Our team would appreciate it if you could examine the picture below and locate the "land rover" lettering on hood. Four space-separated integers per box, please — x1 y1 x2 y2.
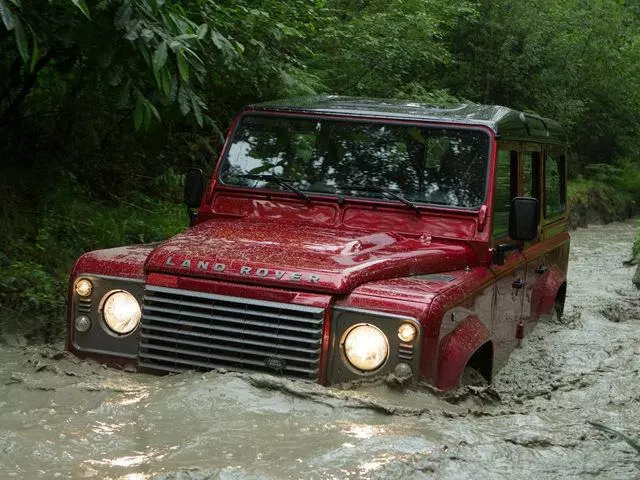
164 255 321 283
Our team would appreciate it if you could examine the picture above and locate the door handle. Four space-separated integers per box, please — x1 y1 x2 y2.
512 279 526 289
535 266 548 274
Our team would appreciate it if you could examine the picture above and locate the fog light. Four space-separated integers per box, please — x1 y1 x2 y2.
343 324 389 372
393 362 413 380
75 278 93 297
398 322 417 343
75 315 91 332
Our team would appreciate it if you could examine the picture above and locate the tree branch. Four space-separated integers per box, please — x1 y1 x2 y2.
0 49 57 125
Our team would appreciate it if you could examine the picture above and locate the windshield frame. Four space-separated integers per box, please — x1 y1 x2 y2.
215 110 495 212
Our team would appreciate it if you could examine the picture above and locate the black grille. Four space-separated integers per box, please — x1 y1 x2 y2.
398 344 414 361
77 298 91 314
138 285 325 380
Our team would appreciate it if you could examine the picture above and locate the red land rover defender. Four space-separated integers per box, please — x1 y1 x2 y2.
67 97 569 390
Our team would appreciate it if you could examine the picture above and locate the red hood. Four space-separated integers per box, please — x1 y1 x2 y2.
144 219 476 293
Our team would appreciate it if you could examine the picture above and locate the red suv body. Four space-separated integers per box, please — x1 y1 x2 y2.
67 97 570 390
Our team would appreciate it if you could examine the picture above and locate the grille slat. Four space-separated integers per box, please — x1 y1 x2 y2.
145 296 323 324
144 305 323 335
141 324 322 354
142 315 322 345
139 285 325 380
139 352 319 375
140 332 320 364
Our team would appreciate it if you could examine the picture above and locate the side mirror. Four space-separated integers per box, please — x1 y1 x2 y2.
509 197 539 241
184 168 205 208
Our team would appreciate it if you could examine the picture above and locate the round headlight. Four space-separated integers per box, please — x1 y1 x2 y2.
398 322 417 343
343 324 389 372
75 278 93 297
102 291 141 335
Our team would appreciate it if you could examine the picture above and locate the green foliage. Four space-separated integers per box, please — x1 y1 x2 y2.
310 0 476 96
0 256 66 341
567 177 635 230
444 0 640 173
0 171 185 339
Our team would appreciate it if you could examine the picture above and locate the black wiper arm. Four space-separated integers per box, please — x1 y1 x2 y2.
338 185 421 215
239 174 311 203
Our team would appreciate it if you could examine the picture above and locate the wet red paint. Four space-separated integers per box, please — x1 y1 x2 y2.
67 102 570 390
143 218 477 294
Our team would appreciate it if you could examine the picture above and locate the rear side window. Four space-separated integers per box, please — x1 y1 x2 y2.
544 153 566 218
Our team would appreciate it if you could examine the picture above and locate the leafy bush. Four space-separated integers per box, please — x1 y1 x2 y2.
0 256 66 341
0 172 186 341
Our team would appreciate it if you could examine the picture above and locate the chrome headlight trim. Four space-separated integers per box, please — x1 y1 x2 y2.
341 323 389 372
100 289 142 335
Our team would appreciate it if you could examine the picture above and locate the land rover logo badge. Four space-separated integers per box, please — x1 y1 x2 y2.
265 357 287 371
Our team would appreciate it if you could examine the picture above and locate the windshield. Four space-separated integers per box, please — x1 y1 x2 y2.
219 115 491 209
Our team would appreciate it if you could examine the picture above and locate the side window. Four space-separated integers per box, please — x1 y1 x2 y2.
522 151 540 199
544 153 566 218
492 149 517 237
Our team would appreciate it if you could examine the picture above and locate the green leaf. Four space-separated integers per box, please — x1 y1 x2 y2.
174 33 198 41
176 50 189 82
191 94 204 127
29 37 38 73
145 100 161 121
13 15 28 61
152 66 171 97
0 0 15 31
196 23 208 40
210 30 236 58
177 86 190 115
142 102 151 131
71 0 91 20
159 67 171 96
114 4 132 28
152 40 167 72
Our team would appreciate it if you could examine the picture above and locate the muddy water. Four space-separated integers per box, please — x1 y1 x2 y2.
1 222 639 480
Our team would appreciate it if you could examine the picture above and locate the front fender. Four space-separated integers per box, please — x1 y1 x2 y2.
436 315 490 390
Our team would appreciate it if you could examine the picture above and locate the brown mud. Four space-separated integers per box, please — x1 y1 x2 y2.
1 221 639 479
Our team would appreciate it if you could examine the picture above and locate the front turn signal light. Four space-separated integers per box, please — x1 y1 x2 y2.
397 322 417 343
75 278 93 297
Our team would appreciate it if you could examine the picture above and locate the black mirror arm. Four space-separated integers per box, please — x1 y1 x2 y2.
492 242 523 266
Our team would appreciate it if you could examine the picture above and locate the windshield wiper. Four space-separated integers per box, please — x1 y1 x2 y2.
338 185 421 215
239 174 311 203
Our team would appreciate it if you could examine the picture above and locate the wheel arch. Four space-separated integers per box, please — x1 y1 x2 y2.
436 315 492 390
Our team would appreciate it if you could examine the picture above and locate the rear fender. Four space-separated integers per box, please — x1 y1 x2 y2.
436 316 491 390
531 266 566 317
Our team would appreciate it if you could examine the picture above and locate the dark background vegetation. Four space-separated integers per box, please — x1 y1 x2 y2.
1 0 639 340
